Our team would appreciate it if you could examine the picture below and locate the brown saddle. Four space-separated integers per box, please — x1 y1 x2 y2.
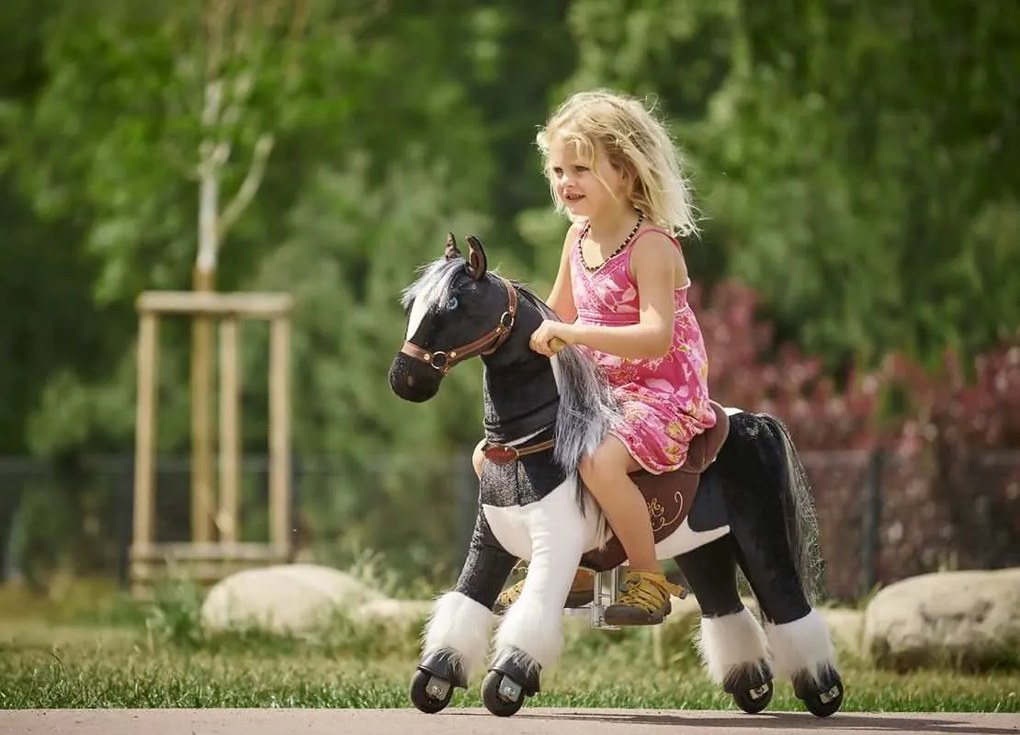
580 401 730 572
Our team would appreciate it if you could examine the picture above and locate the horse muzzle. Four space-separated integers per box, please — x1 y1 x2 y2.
388 352 442 402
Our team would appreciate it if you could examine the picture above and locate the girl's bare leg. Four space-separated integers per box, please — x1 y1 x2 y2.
578 435 659 571
579 435 681 625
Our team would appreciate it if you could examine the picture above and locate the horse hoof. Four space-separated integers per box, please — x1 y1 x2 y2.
481 670 525 717
409 669 453 714
732 679 773 714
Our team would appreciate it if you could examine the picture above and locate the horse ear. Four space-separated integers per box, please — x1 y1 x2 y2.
444 232 462 260
465 235 488 280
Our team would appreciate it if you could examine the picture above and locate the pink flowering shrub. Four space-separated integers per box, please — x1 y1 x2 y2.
692 280 1020 597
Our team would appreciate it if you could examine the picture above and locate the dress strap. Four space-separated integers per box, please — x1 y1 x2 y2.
623 227 689 290
628 227 681 250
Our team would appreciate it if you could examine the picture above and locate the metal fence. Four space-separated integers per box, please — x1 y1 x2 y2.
1 449 1018 600
801 448 1020 598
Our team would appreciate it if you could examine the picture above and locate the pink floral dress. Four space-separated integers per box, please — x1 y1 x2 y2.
570 225 716 474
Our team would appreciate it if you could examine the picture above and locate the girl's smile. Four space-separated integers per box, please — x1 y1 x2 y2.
547 140 629 221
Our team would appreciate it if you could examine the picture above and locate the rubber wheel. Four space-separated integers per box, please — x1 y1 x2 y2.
481 670 525 717
732 679 773 714
803 674 843 718
409 669 453 714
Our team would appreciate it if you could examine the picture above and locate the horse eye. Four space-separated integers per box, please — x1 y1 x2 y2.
446 296 459 310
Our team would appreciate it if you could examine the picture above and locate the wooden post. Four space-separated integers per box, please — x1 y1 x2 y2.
132 312 159 559
191 270 216 544
131 291 292 594
218 318 241 543
268 315 291 552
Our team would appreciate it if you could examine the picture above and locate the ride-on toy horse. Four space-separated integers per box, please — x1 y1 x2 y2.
389 234 843 718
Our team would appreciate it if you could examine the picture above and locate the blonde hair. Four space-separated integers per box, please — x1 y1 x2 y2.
536 89 699 237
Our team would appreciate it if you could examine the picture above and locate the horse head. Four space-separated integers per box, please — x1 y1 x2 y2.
389 233 521 402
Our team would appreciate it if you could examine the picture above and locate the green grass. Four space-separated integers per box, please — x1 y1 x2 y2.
0 581 1017 712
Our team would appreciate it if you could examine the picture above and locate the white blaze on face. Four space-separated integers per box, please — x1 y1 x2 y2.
405 293 431 341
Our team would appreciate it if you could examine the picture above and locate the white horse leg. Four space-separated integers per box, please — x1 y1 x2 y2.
421 591 494 684
764 608 838 691
697 607 771 689
495 483 585 676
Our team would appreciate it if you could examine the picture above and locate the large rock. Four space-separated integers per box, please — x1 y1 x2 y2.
349 598 433 633
201 563 386 634
819 606 864 657
863 567 1020 670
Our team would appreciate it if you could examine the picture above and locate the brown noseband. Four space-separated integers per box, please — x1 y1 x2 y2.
400 277 518 375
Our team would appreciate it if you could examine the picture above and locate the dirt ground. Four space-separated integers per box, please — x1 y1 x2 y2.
1 708 1017 735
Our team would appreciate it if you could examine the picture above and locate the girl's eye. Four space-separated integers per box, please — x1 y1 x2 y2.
446 296 459 310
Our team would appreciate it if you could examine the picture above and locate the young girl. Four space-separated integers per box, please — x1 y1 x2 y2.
521 89 715 626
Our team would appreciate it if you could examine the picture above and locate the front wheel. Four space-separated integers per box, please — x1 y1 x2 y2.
481 670 525 717
733 679 773 714
803 676 843 718
409 669 453 714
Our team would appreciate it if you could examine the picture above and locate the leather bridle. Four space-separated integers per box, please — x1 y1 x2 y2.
400 277 518 375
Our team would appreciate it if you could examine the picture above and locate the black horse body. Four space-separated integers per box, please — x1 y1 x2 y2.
389 235 843 718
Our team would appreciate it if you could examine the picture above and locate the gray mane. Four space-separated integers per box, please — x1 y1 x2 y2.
403 256 620 473
525 293 621 472
401 257 464 312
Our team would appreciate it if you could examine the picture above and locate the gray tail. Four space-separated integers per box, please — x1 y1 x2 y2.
765 414 824 603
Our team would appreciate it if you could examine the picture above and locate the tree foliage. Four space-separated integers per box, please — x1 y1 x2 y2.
563 0 1020 366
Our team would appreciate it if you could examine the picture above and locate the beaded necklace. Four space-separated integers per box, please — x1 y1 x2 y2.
579 210 645 272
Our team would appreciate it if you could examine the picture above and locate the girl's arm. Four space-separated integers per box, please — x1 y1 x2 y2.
531 232 684 359
545 225 580 323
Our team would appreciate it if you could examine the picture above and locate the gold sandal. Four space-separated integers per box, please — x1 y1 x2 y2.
493 566 595 614
603 570 684 626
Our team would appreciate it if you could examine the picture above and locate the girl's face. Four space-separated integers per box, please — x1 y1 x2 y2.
547 139 630 220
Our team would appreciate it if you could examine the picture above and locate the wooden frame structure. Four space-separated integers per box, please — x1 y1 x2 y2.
131 291 293 592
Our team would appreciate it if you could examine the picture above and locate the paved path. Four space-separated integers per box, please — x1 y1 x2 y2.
1 708 1017 735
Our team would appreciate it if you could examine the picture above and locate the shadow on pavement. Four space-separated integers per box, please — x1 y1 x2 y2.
450 709 1017 734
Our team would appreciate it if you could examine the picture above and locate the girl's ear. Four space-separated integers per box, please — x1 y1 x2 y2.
609 158 633 195
616 157 635 182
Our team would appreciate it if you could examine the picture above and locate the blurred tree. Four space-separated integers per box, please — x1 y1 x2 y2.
4 0 514 580
459 2 577 252
524 0 739 291
0 0 110 453
562 0 1020 369
248 151 489 575
8 0 489 454
183 0 313 536
699 0 1020 367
